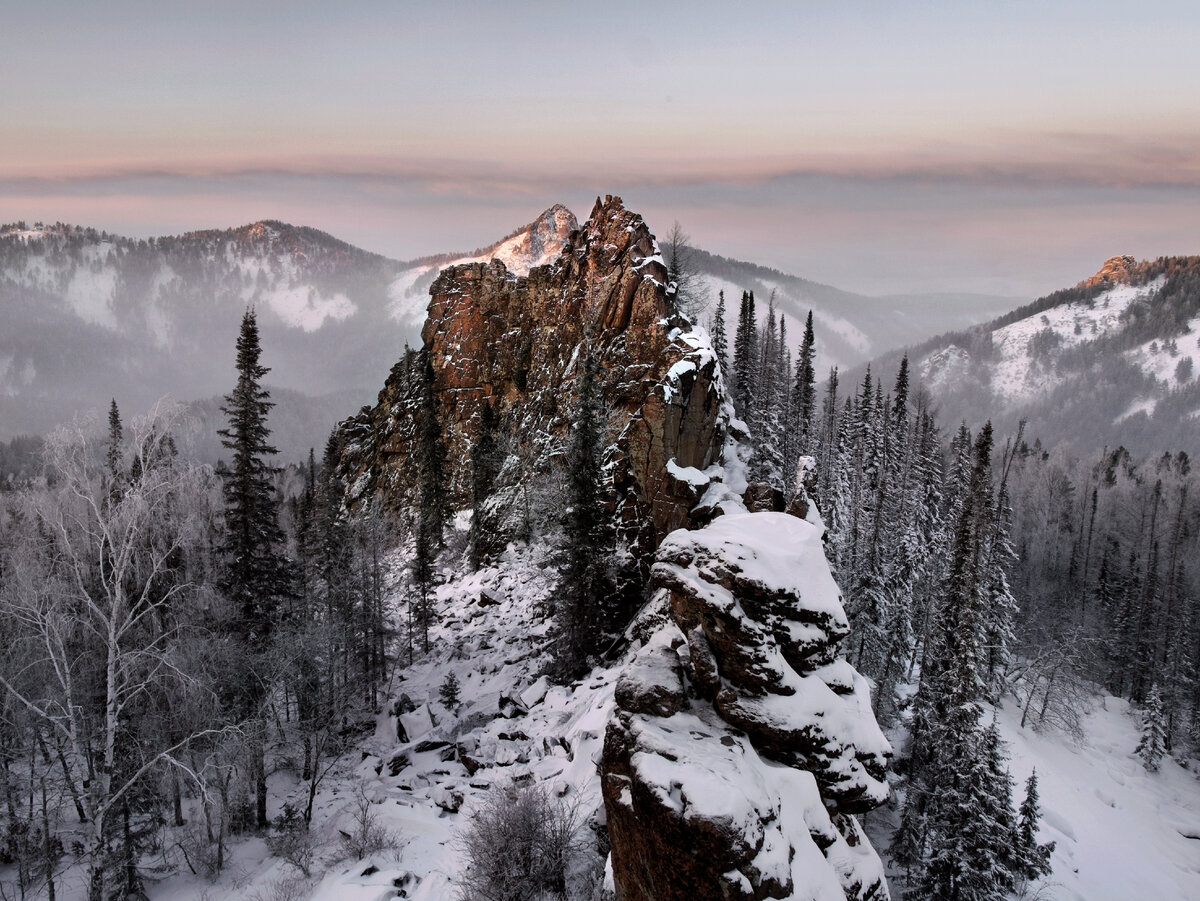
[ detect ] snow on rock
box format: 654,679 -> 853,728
604,510 -> 890,901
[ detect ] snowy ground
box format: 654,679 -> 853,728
872,691 -> 1200,901
21,532 -> 1200,900
132,539 -> 621,901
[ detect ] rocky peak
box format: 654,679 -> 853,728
337,195 -> 728,560
1083,254 -> 1139,288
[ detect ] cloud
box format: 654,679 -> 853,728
4,128 -> 1200,198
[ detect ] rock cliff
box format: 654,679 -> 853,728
603,512 -> 891,901
337,195 -> 728,559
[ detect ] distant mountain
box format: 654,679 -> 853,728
0,208 -> 578,455
859,255 -> 1200,455
688,248 -> 1022,375
0,205 -> 1022,457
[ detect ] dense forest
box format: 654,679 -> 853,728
712,287 -> 1199,898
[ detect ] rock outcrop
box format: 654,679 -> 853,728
603,512 -> 891,901
337,196 -> 728,559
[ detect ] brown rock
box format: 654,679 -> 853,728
336,196 -> 727,562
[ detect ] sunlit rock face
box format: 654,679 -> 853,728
603,512 -> 892,901
337,195 -> 726,560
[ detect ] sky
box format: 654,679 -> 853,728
4,0 -> 1200,297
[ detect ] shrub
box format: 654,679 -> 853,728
340,787 -> 400,861
456,784 -> 599,901
440,671 -> 461,709
266,804 -> 318,877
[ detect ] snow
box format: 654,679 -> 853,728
666,458 -> 710,489
1126,317 -> 1200,386
983,278 -> 1163,405
1115,396 -> 1157,423
261,284 -> 357,331
996,695 -> 1200,901
388,265 -> 435,325
657,512 -> 848,625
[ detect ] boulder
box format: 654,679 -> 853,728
603,512 -> 891,901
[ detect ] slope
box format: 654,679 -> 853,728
856,255 -> 1200,455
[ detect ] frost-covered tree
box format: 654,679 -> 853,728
0,409 -> 229,901
1014,769 -> 1054,882
710,290 -> 729,377
1136,684 -> 1167,771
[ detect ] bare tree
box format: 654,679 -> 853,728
662,221 -> 706,321
0,406 -> 231,901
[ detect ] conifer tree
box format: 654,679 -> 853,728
732,290 -> 757,422
1136,684 -> 1167,770
106,398 -> 123,486
469,400 -> 502,571
711,290 -> 729,377
556,351 -> 614,679
793,311 -> 816,451
217,307 -> 291,829
414,352 -> 448,653
1014,769 -> 1054,881
219,309 -> 290,642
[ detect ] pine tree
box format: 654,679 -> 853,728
217,307 -> 291,829
711,290 -> 729,377
1136,684 -> 1167,770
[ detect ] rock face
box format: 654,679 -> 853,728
603,512 -> 891,901
337,196 -> 727,558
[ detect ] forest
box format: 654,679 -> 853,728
0,285 -> 1194,900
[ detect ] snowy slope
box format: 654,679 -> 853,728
386,205 -> 578,328
985,279 -> 1163,406
128,538 -> 620,901
896,256 -> 1200,454
873,691 -> 1200,901
997,696 -> 1200,901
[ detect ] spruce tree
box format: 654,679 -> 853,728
414,352 -> 448,654
219,309 -> 289,643
793,311 -> 816,451
1014,769 -> 1054,881
711,290 -> 729,377
106,398 -> 123,486
217,307 -> 291,829
556,351 -> 614,679
732,290 -> 757,422
469,400 -> 502,571
1136,684 -> 1167,770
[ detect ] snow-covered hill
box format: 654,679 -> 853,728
1,205 -> 1021,450
690,248 -> 1022,376
864,255 -> 1200,455
0,208 -> 578,450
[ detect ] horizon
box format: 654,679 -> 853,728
5,1 -> 1200,297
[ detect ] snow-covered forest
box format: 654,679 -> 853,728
0,221 -> 1198,901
